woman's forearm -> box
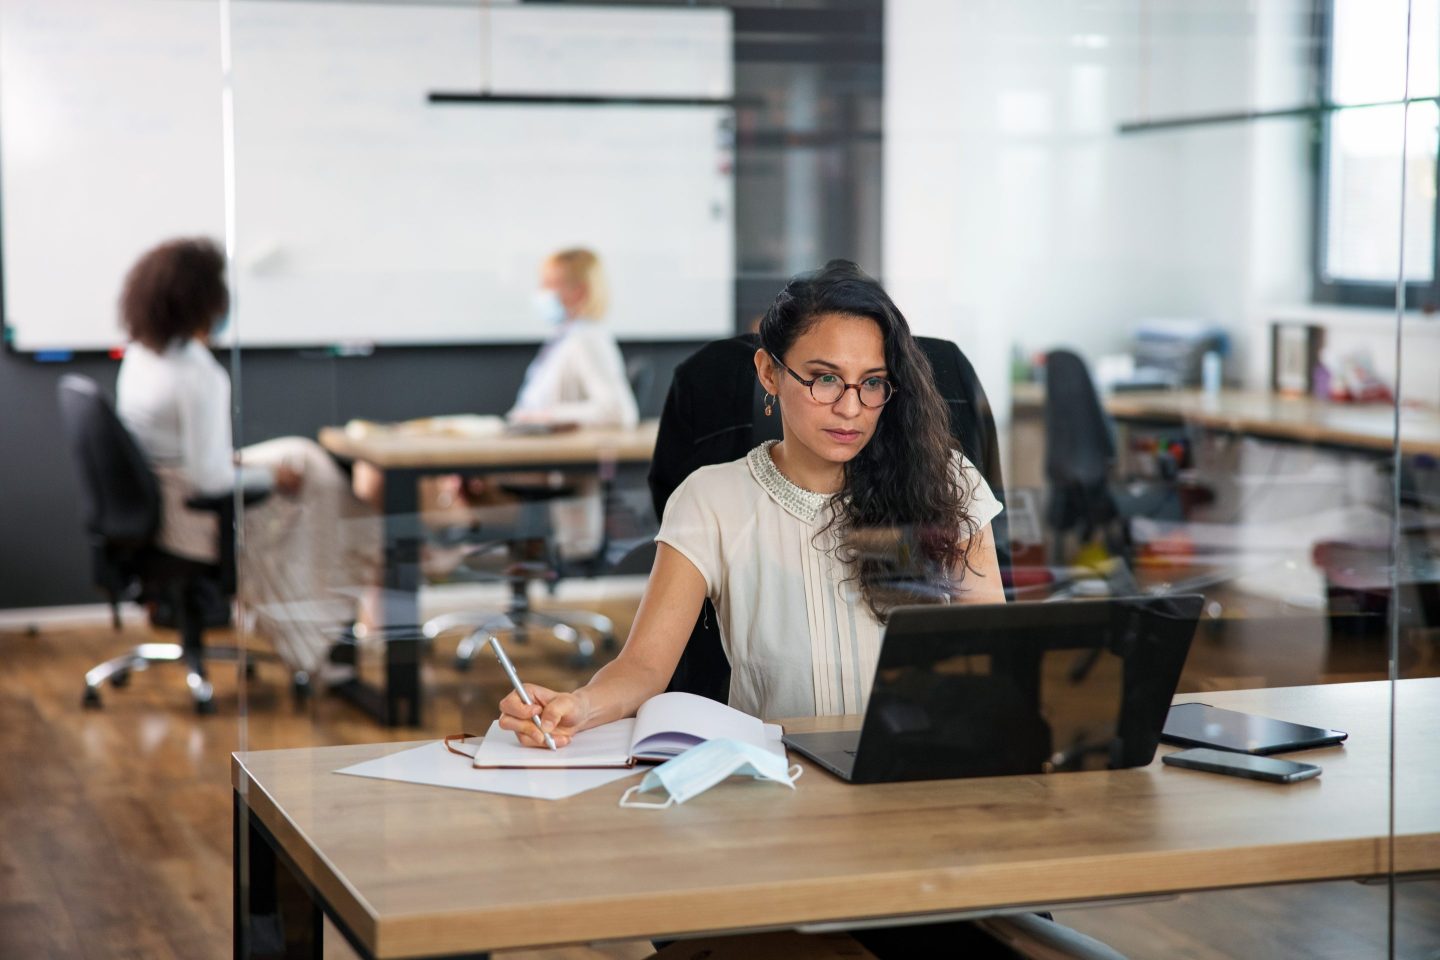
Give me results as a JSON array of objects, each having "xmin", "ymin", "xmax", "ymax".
[
  {"xmin": 572, "ymin": 655, "xmax": 671, "ymax": 729},
  {"xmin": 568, "ymin": 541, "xmax": 707, "ymax": 729}
]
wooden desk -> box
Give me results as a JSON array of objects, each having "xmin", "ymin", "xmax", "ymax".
[
  {"xmin": 318, "ymin": 421, "xmax": 659, "ymax": 726},
  {"xmin": 1104, "ymin": 389, "xmax": 1440, "ymax": 457},
  {"xmin": 318, "ymin": 422, "xmax": 659, "ymax": 471},
  {"xmin": 233, "ymin": 679, "xmax": 1440, "ymax": 960}
]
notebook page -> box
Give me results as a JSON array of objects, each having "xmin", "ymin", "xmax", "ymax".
[
  {"xmin": 630, "ymin": 691, "xmax": 766, "ymax": 758},
  {"xmin": 471, "ymin": 718, "xmax": 636, "ymax": 768}
]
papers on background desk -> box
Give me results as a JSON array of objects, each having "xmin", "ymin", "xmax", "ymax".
[
  {"xmin": 335, "ymin": 739, "xmax": 638, "ymax": 800},
  {"xmin": 344, "ymin": 414, "xmax": 505, "ymax": 441}
]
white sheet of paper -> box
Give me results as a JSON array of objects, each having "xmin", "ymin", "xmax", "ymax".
[{"xmin": 334, "ymin": 739, "xmax": 639, "ymax": 800}]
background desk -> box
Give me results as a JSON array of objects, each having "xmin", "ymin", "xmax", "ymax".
[
  {"xmin": 1103, "ymin": 389, "xmax": 1440, "ymax": 458},
  {"xmin": 318, "ymin": 422, "xmax": 659, "ymax": 725},
  {"xmin": 233, "ymin": 679, "xmax": 1440, "ymax": 960}
]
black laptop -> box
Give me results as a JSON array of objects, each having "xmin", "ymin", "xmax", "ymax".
[{"xmin": 782, "ymin": 595, "xmax": 1203, "ymax": 784}]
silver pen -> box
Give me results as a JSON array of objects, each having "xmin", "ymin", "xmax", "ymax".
[{"xmin": 488, "ymin": 633, "xmax": 558, "ymax": 751}]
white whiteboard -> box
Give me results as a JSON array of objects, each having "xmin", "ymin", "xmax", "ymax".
[{"xmin": 0, "ymin": 0, "xmax": 734, "ymax": 351}]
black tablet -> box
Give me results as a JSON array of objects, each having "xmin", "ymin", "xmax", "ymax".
[{"xmin": 1161, "ymin": 702, "xmax": 1348, "ymax": 755}]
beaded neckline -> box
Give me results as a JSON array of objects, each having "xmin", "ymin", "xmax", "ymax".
[{"xmin": 746, "ymin": 440, "xmax": 830, "ymax": 523}]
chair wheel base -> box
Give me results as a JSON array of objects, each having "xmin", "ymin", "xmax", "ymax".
[
  {"xmin": 110, "ymin": 669, "xmax": 130, "ymax": 688},
  {"xmin": 453, "ymin": 655, "xmax": 474, "ymax": 672},
  {"xmin": 82, "ymin": 688, "xmax": 103, "ymax": 709},
  {"xmin": 194, "ymin": 697, "xmax": 217, "ymax": 716},
  {"xmin": 292, "ymin": 674, "xmax": 312, "ymax": 712}
]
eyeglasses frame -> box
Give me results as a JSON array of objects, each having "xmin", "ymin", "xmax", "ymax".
[{"xmin": 767, "ymin": 352, "xmax": 897, "ymax": 408}]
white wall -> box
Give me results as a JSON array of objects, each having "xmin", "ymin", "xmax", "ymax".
[{"xmin": 884, "ymin": 0, "xmax": 1316, "ymax": 433}]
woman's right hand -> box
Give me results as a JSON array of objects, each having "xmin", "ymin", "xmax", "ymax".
[
  {"xmin": 497, "ymin": 684, "xmax": 588, "ymax": 748},
  {"xmin": 273, "ymin": 463, "xmax": 304, "ymax": 496}
]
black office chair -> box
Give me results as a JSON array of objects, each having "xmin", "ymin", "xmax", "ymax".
[
  {"xmin": 56, "ymin": 374, "xmax": 285, "ymax": 714},
  {"xmin": 420, "ymin": 486, "xmax": 619, "ymax": 670},
  {"xmin": 1044, "ymin": 349, "xmax": 1183, "ymax": 585},
  {"xmin": 648, "ymin": 333, "xmax": 1011, "ymax": 703}
]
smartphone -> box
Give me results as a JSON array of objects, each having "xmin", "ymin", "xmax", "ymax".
[
  {"xmin": 1162, "ymin": 702, "xmax": 1347, "ymax": 755},
  {"xmin": 1163, "ymin": 747, "xmax": 1321, "ymax": 784}
]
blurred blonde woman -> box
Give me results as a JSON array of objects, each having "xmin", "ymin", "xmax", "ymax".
[
  {"xmin": 509, "ymin": 249, "xmax": 638, "ymax": 429},
  {"xmin": 447, "ymin": 249, "xmax": 633, "ymax": 561}
]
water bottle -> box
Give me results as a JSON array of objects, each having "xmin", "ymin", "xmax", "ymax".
[{"xmin": 1201, "ymin": 350, "xmax": 1222, "ymax": 396}]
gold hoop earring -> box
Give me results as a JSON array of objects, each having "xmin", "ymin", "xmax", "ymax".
[{"xmin": 764, "ymin": 394, "xmax": 774, "ymax": 417}]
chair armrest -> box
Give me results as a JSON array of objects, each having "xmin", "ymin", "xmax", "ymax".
[
  {"xmin": 184, "ymin": 486, "xmax": 271, "ymax": 511},
  {"xmin": 974, "ymin": 915, "xmax": 1129, "ymax": 960}
]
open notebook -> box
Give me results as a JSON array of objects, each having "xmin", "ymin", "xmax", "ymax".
[{"xmin": 472, "ymin": 691, "xmax": 773, "ymax": 769}]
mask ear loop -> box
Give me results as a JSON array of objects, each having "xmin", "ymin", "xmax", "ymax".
[
  {"xmin": 619, "ymin": 783, "xmax": 677, "ymax": 809},
  {"xmin": 746, "ymin": 764, "xmax": 804, "ymax": 787}
]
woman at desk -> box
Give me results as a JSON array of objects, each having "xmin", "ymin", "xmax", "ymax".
[
  {"xmin": 502, "ymin": 258, "xmax": 1003, "ymax": 728},
  {"xmin": 116, "ymin": 237, "xmax": 377, "ymax": 679},
  {"xmin": 500, "ymin": 260, "xmax": 1007, "ymax": 955}
]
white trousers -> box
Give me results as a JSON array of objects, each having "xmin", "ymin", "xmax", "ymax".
[{"xmin": 155, "ymin": 437, "xmax": 380, "ymax": 673}]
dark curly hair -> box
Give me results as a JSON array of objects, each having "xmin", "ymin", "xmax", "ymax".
[
  {"xmin": 119, "ymin": 237, "xmax": 229, "ymax": 351},
  {"xmin": 759, "ymin": 260, "xmax": 980, "ymax": 621}
]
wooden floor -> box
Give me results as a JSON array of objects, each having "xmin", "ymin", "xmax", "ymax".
[{"xmin": 2, "ymin": 591, "xmax": 1437, "ymax": 959}]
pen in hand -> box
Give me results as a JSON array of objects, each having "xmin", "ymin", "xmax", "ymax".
[{"xmin": 488, "ymin": 633, "xmax": 557, "ymax": 751}]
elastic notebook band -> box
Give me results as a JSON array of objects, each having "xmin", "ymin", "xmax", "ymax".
[{"xmin": 443, "ymin": 733, "xmax": 479, "ymax": 758}]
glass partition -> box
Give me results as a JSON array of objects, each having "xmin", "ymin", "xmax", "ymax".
[
  {"xmin": 1389, "ymin": 0, "xmax": 1440, "ymax": 952},
  {"xmin": 216, "ymin": 1, "xmax": 1428, "ymax": 957}
]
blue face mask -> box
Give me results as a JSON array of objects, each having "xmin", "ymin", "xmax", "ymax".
[
  {"xmin": 533, "ymin": 289, "xmax": 568, "ymax": 326},
  {"xmin": 619, "ymin": 738, "xmax": 802, "ymax": 809}
]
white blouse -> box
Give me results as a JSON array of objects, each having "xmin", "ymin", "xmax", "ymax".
[
  {"xmin": 509, "ymin": 320, "xmax": 639, "ymax": 428},
  {"xmin": 117, "ymin": 339, "xmax": 271, "ymax": 496},
  {"xmin": 655, "ymin": 440, "xmax": 1004, "ymax": 719}
]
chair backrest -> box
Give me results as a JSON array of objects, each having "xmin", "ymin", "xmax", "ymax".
[
  {"xmin": 56, "ymin": 374, "xmax": 161, "ymax": 548},
  {"xmin": 1042, "ymin": 350, "xmax": 1114, "ymax": 488},
  {"xmin": 624, "ymin": 356, "xmax": 656, "ymax": 416},
  {"xmin": 1042, "ymin": 350, "xmax": 1121, "ymax": 542},
  {"xmin": 649, "ymin": 333, "xmax": 1010, "ymax": 702}
]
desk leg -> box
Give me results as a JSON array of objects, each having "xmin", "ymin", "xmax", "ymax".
[
  {"xmin": 234, "ymin": 792, "xmax": 497, "ymax": 959},
  {"xmin": 331, "ymin": 466, "xmax": 428, "ymax": 726},
  {"xmin": 381, "ymin": 468, "xmax": 423, "ymax": 727},
  {"xmin": 234, "ymin": 791, "xmax": 324, "ymax": 960}
]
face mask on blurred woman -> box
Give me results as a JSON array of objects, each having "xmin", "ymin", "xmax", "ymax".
[{"xmin": 533, "ymin": 289, "xmax": 567, "ymax": 326}]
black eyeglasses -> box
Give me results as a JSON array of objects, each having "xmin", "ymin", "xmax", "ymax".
[{"xmin": 769, "ymin": 353, "xmax": 896, "ymax": 407}]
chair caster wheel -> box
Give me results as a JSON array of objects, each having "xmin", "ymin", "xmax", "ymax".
[
  {"xmin": 567, "ymin": 652, "xmax": 593, "ymax": 671},
  {"xmin": 194, "ymin": 697, "xmax": 217, "ymax": 716},
  {"xmin": 82, "ymin": 687, "xmax": 103, "ymax": 709},
  {"xmin": 453, "ymin": 655, "xmax": 473, "ymax": 672},
  {"xmin": 601, "ymin": 635, "xmax": 617, "ymax": 652},
  {"xmin": 111, "ymin": 670, "xmax": 130, "ymax": 688},
  {"xmin": 244, "ymin": 660, "xmax": 258, "ymax": 680}
]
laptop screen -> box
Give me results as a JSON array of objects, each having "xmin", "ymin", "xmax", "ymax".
[{"xmin": 852, "ymin": 595, "xmax": 1202, "ymax": 782}]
